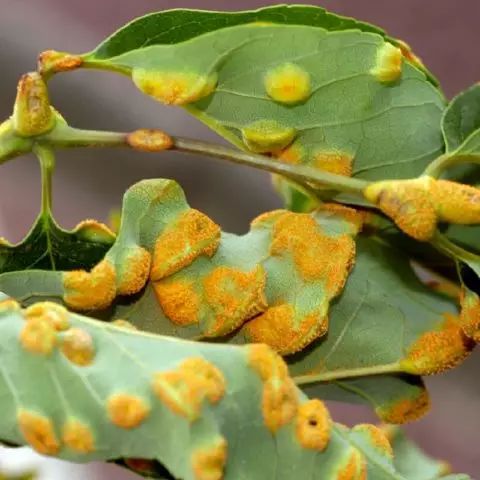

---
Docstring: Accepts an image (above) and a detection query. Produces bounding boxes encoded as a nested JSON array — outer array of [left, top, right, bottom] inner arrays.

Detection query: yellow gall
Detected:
[[20, 317, 56, 356], [264, 63, 312, 104], [74, 219, 116, 244], [312, 150, 354, 177], [17, 409, 60, 456], [191, 436, 227, 480], [244, 304, 328, 355], [202, 265, 268, 337], [151, 209, 221, 281], [0, 298, 21, 314], [370, 42, 403, 83], [180, 357, 226, 404], [364, 177, 437, 241], [247, 343, 289, 381], [127, 129, 173, 152], [106, 393, 150, 429], [62, 418, 95, 453], [60, 327, 95, 367], [376, 388, 430, 424], [401, 313, 474, 375], [116, 246, 151, 296], [153, 279, 200, 327], [38, 50, 83, 75], [262, 377, 298, 433], [112, 319, 138, 331], [63, 259, 117, 310], [352, 424, 393, 458], [295, 399, 332, 452], [241, 119, 297, 154], [133, 69, 217, 106], [336, 448, 367, 480], [24, 301, 70, 331], [432, 180, 480, 224]]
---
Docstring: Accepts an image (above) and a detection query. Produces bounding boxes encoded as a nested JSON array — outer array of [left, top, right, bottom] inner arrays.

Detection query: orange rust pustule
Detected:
[[38, 50, 83, 75], [295, 399, 332, 451], [262, 377, 298, 433], [116, 246, 151, 295], [20, 317, 56, 356], [17, 409, 60, 455], [247, 343, 289, 381], [63, 259, 117, 310], [396, 40, 426, 70], [106, 393, 150, 429], [312, 151, 354, 178], [352, 424, 393, 458], [191, 437, 228, 480], [460, 288, 480, 340], [24, 302, 70, 331], [400, 313, 474, 375], [273, 143, 306, 165], [364, 177, 437, 241], [62, 418, 95, 453], [243, 304, 328, 355], [375, 388, 431, 424], [127, 129, 173, 152], [151, 209, 221, 281], [0, 298, 21, 314], [60, 327, 95, 367], [336, 448, 367, 480], [151, 357, 224, 421], [202, 265, 268, 337], [153, 279, 201, 327]]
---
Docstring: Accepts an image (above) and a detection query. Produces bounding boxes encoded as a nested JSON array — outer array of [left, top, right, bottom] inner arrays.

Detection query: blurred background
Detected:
[[0, 1, 479, 478]]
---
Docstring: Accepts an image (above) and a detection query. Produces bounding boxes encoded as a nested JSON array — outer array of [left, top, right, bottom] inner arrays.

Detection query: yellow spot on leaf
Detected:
[[62, 418, 95, 453], [74, 219, 116, 243], [107, 393, 150, 429], [242, 119, 297, 154], [20, 317, 56, 356], [295, 399, 332, 451], [116, 246, 151, 296], [0, 298, 21, 314], [133, 69, 217, 106], [401, 313, 474, 375], [203, 265, 267, 337], [352, 424, 393, 458], [264, 63, 312, 104], [370, 42, 403, 83], [17, 408, 60, 455], [262, 377, 298, 433], [153, 279, 200, 327], [247, 343, 289, 381], [376, 388, 430, 424], [151, 209, 221, 281], [24, 302, 69, 331], [336, 448, 367, 480], [63, 259, 117, 310], [244, 304, 328, 355], [364, 177, 437, 241], [191, 436, 227, 480], [312, 150, 354, 177], [60, 327, 95, 367], [127, 129, 173, 152]]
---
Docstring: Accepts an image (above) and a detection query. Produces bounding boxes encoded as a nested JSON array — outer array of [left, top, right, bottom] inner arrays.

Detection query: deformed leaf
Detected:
[[81, 8, 444, 186], [0, 296, 427, 480], [0, 213, 114, 274], [0, 179, 470, 423]]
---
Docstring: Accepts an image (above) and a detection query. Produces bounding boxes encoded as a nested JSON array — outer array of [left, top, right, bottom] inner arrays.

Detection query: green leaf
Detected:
[[83, 9, 445, 185], [381, 425, 458, 479], [0, 213, 114, 274], [0, 296, 418, 480], [1, 179, 470, 424]]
